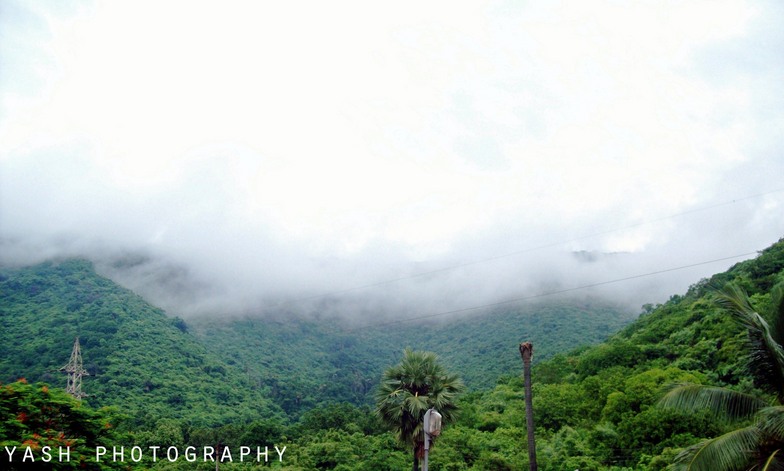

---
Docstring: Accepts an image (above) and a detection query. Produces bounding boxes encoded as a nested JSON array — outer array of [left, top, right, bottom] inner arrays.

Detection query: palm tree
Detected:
[[375, 349, 464, 471], [659, 281, 784, 471]]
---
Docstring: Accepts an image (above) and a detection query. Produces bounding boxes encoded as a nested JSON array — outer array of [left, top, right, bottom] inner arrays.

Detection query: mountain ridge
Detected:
[[0, 257, 632, 420]]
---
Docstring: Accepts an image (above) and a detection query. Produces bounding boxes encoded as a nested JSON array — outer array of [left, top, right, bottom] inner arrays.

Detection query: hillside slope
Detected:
[[423, 237, 784, 470], [0, 257, 632, 422], [3, 239, 783, 470], [188, 298, 631, 415], [176, 238, 784, 470], [0, 259, 283, 428]]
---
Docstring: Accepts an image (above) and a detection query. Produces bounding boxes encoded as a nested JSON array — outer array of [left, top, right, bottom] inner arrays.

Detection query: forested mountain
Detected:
[[3, 237, 783, 470], [0, 259, 284, 428], [240, 237, 782, 470], [0, 258, 630, 420], [187, 299, 630, 416], [430, 237, 784, 470]]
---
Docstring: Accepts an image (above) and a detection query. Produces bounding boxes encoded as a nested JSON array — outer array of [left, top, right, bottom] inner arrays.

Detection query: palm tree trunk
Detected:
[[520, 342, 538, 471], [413, 448, 419, 471]]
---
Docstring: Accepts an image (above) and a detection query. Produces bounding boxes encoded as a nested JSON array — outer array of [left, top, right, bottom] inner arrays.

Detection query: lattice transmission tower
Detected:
[[60, 337, 89, 399]]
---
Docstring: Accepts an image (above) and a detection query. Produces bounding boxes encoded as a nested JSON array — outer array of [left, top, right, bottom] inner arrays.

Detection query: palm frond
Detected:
[[716, 283, 784, 398], [672, 425, 761, 471], [715, 283, 758, 323], [404, 394, 429, 414], [761, 449, 783, 471], [659, 383, 767, 421], [756, 406, 784, 440], [770, 283, 784, 350], [375, 349, 463, 450]]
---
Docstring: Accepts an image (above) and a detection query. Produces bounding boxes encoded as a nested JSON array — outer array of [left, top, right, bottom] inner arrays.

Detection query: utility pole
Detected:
[[519, 342, 538, 471], [60, 337, 89, 399]]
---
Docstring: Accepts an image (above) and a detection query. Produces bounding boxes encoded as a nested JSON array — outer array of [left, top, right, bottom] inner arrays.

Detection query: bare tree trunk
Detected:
[[520, 342, 538, 471]]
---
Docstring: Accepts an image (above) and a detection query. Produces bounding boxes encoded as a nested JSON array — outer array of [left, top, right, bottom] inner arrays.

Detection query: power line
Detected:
[[339, 251, 758, 332], [271, 187, 784, 310]]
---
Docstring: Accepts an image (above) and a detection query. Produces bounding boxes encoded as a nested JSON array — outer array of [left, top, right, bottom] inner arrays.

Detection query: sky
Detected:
[[1, 0, 783, 320]]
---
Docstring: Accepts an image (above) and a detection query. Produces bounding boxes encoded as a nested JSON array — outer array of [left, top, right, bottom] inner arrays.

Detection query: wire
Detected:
[[339, 251, 758, 332], [271, 187, 784, 310]]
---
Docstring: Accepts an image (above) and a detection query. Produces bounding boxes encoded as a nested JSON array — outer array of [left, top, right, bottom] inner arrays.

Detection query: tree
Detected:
[[658, 282, 784, 471], [0, 379, 127, 470], [375, 349, 464, 471]]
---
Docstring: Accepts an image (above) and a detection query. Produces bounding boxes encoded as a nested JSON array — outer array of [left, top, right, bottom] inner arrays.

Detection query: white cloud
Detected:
[[1, 0, 783, 316]]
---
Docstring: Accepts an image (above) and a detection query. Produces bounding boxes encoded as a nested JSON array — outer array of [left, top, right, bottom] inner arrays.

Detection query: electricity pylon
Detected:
[[60, 337, 89, 399]]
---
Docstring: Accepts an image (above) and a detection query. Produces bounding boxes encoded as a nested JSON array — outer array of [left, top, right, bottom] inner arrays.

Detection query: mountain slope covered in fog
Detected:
[[0, 258, 631, 420], [2, 238, 784, 469], [436, 237, 784, 469], [187, 298, 631, 415]]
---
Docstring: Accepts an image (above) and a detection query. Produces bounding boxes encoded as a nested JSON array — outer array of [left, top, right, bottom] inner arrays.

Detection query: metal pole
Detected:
[[423, 408, 442, 471], [423, 410, 430, 471]]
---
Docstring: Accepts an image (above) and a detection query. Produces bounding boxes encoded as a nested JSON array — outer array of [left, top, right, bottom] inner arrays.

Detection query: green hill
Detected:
[[421, 237, 784, 470], [0, 257, 632, 422], [187, 298, 631, 415], [0, 259, 284, 428], [262, 237, 784, 470], [2, 238, 784, 470]]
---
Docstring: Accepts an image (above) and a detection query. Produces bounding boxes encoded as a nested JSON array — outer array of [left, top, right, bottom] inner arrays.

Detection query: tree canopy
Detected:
[[375, 349, 464, 470], [659, 281, 784, 470]]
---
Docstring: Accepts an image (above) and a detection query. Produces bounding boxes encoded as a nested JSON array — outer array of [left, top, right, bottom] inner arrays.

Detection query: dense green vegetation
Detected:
[[187, 297, 631, 416], [0, 259, 284, 429], [422, 238, 784, 470], [0, 257, 632, 417], [0, 255, 634, 469], [0, 379, 127, 470], [659, 282, 784, 470], [2, 237, 783, 469]]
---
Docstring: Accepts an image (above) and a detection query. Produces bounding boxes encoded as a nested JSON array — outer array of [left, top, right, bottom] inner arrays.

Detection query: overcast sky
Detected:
[[1, 0, 783, 319]]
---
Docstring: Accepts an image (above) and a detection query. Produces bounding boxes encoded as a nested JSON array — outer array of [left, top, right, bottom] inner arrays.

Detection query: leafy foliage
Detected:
[[0, 237, 783, 470], [186, 297, 631, 416], [375, 348, 463, 469], [658, 281, 784, 470], [0, 259, 283, 429], [0, 379, 126, 470]]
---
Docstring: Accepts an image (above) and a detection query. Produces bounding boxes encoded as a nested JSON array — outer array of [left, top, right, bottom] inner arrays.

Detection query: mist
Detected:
[[1, 1, 783, 323], [1, 189, 780, 324]]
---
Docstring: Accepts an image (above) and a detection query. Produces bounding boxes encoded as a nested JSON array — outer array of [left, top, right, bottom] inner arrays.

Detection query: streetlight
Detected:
[[423, 408, 442, 471]]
